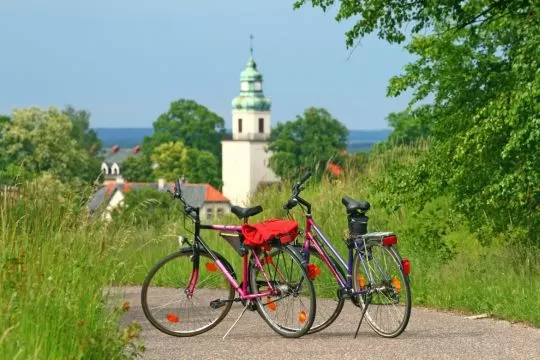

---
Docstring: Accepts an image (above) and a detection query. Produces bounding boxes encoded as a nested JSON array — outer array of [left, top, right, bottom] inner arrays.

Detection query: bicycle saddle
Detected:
[[231, 205, 263, 219], [341, 196, 370, 213]]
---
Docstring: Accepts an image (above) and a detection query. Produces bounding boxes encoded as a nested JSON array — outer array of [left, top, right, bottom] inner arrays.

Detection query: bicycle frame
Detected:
[[301, 215, 376, 297], [186, 222, 282, 301]]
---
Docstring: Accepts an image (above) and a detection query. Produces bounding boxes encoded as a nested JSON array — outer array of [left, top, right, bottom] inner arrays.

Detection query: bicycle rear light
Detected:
[[401, 259, 410, 275], [382, 235, 397, 246]]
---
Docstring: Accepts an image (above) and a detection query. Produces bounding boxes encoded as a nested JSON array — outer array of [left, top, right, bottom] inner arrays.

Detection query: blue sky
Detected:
[[0, 0, 414, 130]]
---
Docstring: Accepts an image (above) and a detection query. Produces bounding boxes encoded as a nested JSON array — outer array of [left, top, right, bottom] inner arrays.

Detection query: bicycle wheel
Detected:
[[249, 244, 316, 338], [141, 247, 235, 337], [293, 245, 345, 334], [352, 242, 411, 338]]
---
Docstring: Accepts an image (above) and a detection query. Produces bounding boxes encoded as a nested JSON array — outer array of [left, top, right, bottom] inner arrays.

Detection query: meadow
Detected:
[[1, 144, 538, 359]]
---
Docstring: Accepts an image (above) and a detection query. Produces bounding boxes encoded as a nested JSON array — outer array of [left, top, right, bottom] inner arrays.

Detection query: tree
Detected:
[[150, 141, 221, 187], [151, 141, 189, 183], [62, 105, 102, 153], [0, 107, 101, 184], [385, 105, 432, 145], [268, 107, 348, 179], [142, 99, 226, 159], [121, 155, 154, 182], [296, 0, 540, 240]]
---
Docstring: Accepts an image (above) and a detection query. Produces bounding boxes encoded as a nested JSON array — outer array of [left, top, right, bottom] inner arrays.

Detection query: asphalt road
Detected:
[[110, 286, 539, 360]]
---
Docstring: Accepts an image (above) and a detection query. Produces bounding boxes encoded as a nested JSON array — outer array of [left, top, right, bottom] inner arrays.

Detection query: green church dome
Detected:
[[232, 56, 271, 111]]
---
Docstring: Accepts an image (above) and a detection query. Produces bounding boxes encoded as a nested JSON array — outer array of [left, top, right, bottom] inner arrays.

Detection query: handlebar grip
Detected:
[[283, 198, 298, 210], [299, 171, 312, 184]]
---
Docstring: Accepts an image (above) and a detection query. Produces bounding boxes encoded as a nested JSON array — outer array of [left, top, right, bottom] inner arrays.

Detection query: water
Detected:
[[93, 128, 391, 153]]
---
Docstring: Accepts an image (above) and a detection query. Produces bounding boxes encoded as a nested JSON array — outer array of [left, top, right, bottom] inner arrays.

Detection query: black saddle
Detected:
[[341, 196, 370, 214], [231, 205, 263, 219]]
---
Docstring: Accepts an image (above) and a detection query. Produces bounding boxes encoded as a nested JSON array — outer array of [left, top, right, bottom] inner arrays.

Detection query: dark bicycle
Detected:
[[284, 172, 411, 337]]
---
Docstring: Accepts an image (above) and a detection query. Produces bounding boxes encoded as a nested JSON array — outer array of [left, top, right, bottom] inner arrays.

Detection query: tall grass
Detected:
[[0, 182, 143, 359]]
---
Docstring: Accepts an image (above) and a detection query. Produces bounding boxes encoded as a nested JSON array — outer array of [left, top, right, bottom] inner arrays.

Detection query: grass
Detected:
[[1, 142, 538, 359], [0, 183, 144, 359]]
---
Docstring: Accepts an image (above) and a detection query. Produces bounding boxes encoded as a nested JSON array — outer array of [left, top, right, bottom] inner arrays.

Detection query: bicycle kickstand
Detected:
[[353, 296, 371, 339], [222, 301, 250, 340]]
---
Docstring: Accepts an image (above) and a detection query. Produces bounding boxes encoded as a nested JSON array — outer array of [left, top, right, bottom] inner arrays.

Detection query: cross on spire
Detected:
[[250, 34, 254, 56]]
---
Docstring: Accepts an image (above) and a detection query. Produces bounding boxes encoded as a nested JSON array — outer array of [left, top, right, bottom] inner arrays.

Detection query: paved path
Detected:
[[110, 286, 539, 360]]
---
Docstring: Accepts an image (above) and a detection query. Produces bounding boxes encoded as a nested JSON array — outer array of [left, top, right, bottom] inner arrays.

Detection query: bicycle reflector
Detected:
[[382, 235, 397, 246], [401, 259, 411, 275]]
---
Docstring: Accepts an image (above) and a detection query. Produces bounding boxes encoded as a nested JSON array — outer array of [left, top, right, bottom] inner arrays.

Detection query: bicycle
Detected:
[[283, 172, 411, 337], [141, 178, 316, 338]]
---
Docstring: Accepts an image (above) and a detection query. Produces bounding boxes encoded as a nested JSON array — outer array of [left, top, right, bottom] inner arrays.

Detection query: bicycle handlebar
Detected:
[[283, 171, 312, 212], [171, 178, 200, 220]]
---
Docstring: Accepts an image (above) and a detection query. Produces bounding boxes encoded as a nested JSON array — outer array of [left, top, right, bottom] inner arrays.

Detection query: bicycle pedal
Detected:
[[209, 299, 226, 309]]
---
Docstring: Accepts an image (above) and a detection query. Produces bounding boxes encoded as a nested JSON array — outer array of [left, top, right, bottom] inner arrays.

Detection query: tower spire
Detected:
[[249, 34, 254, 56]]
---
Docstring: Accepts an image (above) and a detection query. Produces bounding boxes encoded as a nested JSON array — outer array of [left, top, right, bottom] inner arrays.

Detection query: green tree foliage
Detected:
[[0, 107, 101, 184], [62, 105, 102, 153], [268, 107, 348, 179], [296, 0, 540, 242], [385, 105, 432, 144], [151, 141, 221, 187], [121, 155, 154, 182], [142, 99, 226, 159]]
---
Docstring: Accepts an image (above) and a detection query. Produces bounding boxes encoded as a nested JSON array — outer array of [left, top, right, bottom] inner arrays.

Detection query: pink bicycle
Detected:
[[141, 179, 316, 338]]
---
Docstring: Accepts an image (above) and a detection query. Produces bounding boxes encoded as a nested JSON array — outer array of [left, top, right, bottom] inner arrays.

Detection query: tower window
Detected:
[[238, 118, 242, 133], [258, 118, 264, 133]]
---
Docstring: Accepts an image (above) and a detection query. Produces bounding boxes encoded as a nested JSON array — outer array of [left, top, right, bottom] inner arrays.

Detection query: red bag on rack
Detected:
[[241, 219, 298, 246]]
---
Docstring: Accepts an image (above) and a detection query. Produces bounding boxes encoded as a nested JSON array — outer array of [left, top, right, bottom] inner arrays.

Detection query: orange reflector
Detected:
[[264, 256, 273, 264], [392, 276, 401, 293], [382, 235, 397, 246], [166, 314, 180, 323], [307, 264, 321, 280], [402, 259, 410, 275], [205, 262, 217, 272], [298, 311, 307, 324], [267, 298, 277, 311], [358, 274, 365, 289]]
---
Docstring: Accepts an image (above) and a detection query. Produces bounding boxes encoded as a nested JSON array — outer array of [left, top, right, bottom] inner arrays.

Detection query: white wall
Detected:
[[222, 140, 252, 206], [249, 142, 280, 192], [231, 109, 270, 140]]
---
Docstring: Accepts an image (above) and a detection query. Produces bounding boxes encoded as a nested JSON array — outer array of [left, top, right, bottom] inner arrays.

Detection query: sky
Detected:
[[0, 0, 414, 130]]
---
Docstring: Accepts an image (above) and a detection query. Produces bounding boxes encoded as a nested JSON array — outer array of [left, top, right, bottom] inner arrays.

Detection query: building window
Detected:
[[238, 118, 242, 133], [217, 208, 224, 217], [258, 118, 264, 133], [206, 208, 213, 220]]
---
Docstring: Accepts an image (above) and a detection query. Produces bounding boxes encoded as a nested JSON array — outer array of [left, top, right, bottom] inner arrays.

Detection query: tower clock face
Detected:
[[241, 81, 249, 91], [254, 81, 261, 91]]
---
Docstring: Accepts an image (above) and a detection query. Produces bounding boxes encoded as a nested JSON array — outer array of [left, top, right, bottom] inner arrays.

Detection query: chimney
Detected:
[[112, 145, 120, 153], [132, 145, 140, 154], [158, 178, 166, 190]]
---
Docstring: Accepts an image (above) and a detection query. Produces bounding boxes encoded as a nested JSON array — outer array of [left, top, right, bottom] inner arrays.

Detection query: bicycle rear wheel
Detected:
[[293, 245, 345, 334], [141, 247, 235, 337], [352, 242, 411, 338], [249, 244, 316, 338]]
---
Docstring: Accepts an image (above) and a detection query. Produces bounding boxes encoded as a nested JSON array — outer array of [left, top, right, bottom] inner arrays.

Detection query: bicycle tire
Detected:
[[141, 247, 235, 337], [293, 245, 346, 334], [249, 244, 316, 338], [352, 243, 411, 338]]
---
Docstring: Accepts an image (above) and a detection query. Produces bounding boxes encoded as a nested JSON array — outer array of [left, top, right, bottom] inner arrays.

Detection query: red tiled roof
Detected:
[[327, 163, 343, 177], [205, 184, 229, 202]]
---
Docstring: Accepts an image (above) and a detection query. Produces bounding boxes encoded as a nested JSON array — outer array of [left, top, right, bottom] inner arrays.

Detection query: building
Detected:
[[221, 54, 280, 205], [88, 177, 231, 221], [100, 145, 141, 181]]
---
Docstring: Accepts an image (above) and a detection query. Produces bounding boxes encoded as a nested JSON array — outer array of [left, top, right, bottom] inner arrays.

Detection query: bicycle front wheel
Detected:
[[293, 245, 345, 334], [141, 248, 235, 337], [249, 245, 316, 338], [352, 243, 411, 338]]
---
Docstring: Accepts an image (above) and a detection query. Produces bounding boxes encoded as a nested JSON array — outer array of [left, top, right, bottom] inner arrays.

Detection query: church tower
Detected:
[[221, 40, 280, 205]]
